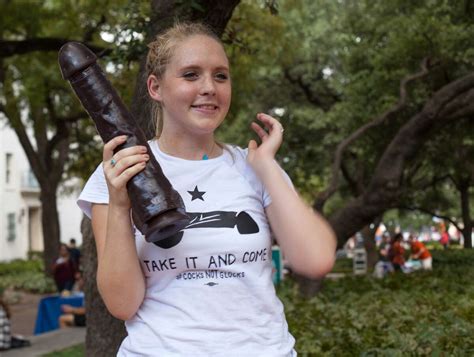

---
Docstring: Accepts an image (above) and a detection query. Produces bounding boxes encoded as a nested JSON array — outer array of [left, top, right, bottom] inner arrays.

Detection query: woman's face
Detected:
[[152, 35, 231, 136], [59, 245, 69, 257]]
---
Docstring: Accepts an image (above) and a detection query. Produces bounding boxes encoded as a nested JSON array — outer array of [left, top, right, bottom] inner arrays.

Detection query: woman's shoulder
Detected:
[[223, 144, 248, 162]]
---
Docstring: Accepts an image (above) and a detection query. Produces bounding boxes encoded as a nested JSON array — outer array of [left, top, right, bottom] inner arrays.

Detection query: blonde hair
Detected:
[[146, 22, 224, 138]]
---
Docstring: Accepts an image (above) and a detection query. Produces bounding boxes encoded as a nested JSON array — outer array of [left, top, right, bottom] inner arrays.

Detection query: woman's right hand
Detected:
[[102, 135, 150, 209]]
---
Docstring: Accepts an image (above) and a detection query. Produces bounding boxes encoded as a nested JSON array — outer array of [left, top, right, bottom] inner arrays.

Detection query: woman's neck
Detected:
[[157, 132, 221, 160]]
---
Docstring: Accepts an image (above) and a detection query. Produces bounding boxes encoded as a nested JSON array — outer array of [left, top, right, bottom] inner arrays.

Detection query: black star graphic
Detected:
[[187, 186, 206, 201]]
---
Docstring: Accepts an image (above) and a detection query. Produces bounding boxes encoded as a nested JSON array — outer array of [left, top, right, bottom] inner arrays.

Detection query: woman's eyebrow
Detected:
[[178, 64, 229, 72]]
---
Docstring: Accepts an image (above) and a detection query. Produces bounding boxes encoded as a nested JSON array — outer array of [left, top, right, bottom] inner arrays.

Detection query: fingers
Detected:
[[103, 135, 128, 162], [250, 122, 268, 141], [109, 161, 148, 189], [102, 135, 150, 190], [248, 139, 258, 151], [103, 135, 148, 169], [250, 113, 284, 141], [256, 113, 284, 134]]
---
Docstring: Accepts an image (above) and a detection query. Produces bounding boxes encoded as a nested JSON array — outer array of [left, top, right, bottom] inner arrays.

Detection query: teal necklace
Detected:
[[202, 141, 216, 160], [158, 139, 215, 160]]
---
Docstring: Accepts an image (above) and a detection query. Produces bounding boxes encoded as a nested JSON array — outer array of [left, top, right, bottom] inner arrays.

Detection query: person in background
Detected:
[[72, 270, 85, 294], [390, 233, 405, 272], [409, 234, 432, 270], [52, 243, 77, 293], [440, 230, 450, 250], [0, 298, 11, 351], [59, 304, 86, 328], [373, 232, 394, 278], [0, 298, 30, 350], [68, 238, 81, 267]]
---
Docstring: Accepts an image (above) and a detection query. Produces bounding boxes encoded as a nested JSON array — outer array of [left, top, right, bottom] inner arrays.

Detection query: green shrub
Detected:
[[0, 259, 56, 294], [331, 258, 353, 273], [278, 249, 474, 355], [0, 272, 56, 294], [0, 259, 43, 276], [27, 250, 44, 261]]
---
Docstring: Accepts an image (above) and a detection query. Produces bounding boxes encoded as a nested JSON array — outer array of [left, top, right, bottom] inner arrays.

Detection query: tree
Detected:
[[0, 0, 116, 273], [220, 0, 474, 248]]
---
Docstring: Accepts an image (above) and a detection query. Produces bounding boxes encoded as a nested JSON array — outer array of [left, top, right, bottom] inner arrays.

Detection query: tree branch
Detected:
[[313, 58, 433, 211], [398, 205, 463, 232], [0, 38, 111, 59], [283, 67, 339, 111], [329, 71, 474, 245]]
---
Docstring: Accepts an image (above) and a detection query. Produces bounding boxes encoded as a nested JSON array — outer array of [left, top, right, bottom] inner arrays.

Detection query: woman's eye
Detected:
[[183, 72, 198, 80], [215, 73, 228, 81]]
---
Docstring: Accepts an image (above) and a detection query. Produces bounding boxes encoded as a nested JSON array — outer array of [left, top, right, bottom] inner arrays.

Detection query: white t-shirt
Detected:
[[78, 141, 296, 356]]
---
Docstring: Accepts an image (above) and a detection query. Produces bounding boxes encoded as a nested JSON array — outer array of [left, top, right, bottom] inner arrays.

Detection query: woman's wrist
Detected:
[[250, 158, 280, 184], [107, 203, 131, 218]]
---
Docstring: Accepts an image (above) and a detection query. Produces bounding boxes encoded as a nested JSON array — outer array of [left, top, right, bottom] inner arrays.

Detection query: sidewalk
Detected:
[[1, 328, 85, 356], [3, 292, 85, 356]]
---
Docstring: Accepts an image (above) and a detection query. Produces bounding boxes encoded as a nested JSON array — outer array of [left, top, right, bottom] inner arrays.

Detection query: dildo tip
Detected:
[[58, 42, 97, 80]]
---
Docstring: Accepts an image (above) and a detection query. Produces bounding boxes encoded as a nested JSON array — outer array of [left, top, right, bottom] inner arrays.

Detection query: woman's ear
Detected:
[[147, 74, 162, 101]]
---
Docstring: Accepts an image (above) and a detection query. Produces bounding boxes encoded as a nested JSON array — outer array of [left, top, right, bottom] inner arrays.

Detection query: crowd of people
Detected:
[[374, 232, 433, 278]]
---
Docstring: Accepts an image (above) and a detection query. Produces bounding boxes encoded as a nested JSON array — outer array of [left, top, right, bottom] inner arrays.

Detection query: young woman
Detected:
[[52, 243, 77, 293], [78, 22, 336, 356]]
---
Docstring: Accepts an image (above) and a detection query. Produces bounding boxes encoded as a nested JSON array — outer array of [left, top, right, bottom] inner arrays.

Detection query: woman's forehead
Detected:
[[169, 35, 229, 69]]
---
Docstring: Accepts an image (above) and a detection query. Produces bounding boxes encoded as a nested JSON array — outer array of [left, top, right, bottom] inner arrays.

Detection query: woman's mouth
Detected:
[[191, 104, 219, 114]]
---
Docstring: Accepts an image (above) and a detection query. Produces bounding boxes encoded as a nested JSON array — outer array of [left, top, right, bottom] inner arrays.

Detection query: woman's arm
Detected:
[[248, 113, 336, 278], [262, 163, 336, 278], [91, 135, 149, 320], [91, 204, 145, 320]]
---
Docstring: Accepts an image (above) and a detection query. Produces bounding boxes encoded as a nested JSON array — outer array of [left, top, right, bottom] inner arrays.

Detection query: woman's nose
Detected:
[[200, 75, 216, 95]]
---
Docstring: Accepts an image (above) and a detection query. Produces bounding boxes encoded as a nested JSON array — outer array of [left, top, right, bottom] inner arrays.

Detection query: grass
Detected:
[[42, 343, 85, 356]]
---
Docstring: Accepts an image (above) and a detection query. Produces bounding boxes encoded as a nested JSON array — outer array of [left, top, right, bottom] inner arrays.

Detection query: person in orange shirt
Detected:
[[409, 234, 432, 270], [390, 233, 405, 272]]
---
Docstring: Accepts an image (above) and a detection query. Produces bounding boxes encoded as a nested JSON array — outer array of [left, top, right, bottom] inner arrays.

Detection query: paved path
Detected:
[[9, 292, 44, 336], [3, 292, 85, 356], [2, 328, 85, 356]]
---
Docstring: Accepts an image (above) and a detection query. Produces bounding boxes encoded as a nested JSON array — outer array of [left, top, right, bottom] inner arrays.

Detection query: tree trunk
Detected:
[[293, 273, 324, 298], [82, 216, 126, 356], [460, 181, 473, 248], [40, 188, 60, 275], [361, 224, 378, 269]]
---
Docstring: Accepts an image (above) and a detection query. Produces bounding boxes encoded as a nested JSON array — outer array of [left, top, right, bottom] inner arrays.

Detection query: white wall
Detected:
[[0, 123, 82, 261], [58, 182, 84, 246]]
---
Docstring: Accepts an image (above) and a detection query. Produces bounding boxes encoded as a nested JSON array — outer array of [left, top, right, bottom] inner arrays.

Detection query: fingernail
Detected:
[[120, 135, 128, 140]]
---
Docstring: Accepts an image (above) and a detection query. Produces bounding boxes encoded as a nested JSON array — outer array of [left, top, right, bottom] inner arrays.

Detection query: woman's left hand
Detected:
[[247, 113, 284, 167]]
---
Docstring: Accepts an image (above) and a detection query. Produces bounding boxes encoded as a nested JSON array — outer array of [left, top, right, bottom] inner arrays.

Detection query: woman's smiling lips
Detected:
[[191, 103, 219, 115]]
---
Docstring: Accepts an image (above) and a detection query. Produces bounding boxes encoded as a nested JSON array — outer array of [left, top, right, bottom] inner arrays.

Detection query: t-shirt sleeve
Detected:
[[77, 163, 109, 218], [232, 146, 294, 208]]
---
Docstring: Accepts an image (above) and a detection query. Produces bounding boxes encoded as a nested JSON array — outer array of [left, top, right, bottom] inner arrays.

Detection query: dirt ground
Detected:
[[8, 292, 47, 336]]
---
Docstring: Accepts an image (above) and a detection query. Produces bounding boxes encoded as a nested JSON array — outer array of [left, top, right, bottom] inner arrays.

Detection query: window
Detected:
[[5, 153, 12, 184], [7, 213, 16, 241]]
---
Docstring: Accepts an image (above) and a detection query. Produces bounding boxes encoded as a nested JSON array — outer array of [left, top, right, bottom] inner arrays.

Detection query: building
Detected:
[[0, 124, 83, 262]]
